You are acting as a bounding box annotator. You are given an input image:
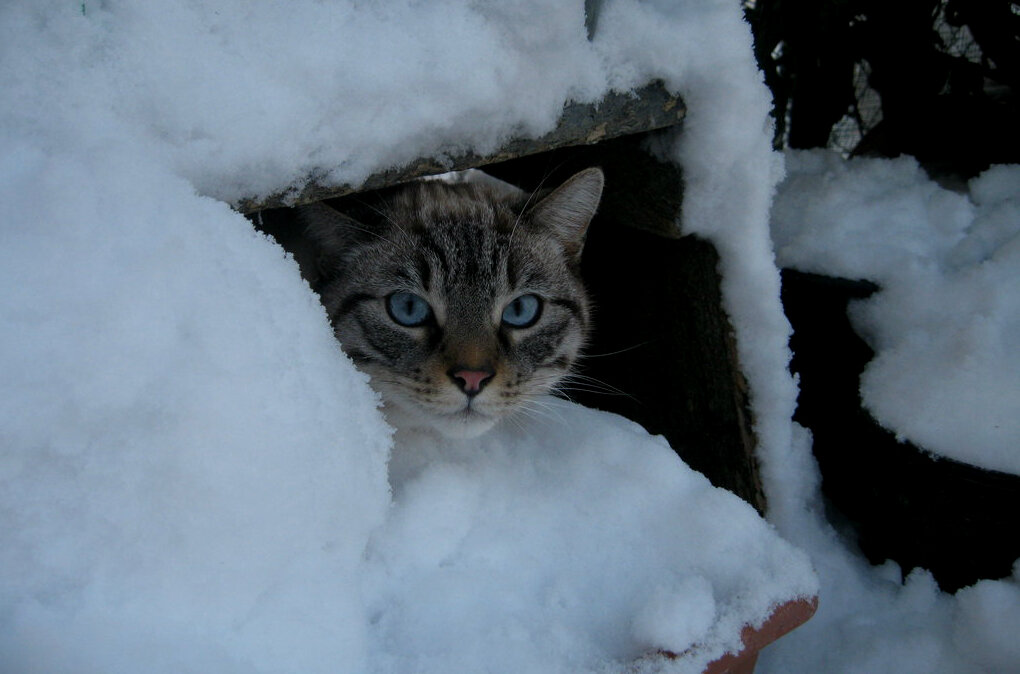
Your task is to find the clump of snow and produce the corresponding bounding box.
[0,143,392,672]
[3,1,613,205]
[765,548,1020,673]
[367,403,816,672]
[772,150,1020,475]
[952,564,1020,672]
[632,576,717,654]
[758,430,1020,674]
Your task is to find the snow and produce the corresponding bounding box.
[757,431,1020,674]
[772,151,1020,475]
[368,405,815,672]
[0,143,392,673]
[1,1,1017,673]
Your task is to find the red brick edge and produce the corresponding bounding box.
[658,596,819,674]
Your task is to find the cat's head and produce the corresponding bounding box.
[298,168,603,438]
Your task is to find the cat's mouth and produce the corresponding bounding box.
[422,405,498,439]
[377,384,502,439]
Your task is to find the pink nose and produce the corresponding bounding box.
[450,368,494,396]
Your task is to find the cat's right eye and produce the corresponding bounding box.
[501,294,542,328]
[386,291,432,327]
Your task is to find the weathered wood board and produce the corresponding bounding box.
[236,81,685,214]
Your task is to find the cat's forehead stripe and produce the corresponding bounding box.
[504,248,519,290]
[458,220,484,281]
[418,227,451,279]
[414,254,432,292]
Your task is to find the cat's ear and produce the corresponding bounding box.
[295,202,367,289]
[529,168,604,260]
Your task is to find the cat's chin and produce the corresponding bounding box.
[381,399,500,439]
[428,413,500,439]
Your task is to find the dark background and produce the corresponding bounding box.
[746,0,1019,180]
[745,0,1019,591]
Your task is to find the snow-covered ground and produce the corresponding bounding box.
[1,1,1017,673]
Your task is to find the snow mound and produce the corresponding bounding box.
[0,143,391,673]
[369,402,817,673]
[772,151,1020,475]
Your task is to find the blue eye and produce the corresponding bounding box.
[501,294,542,328]
[387,292,432,327]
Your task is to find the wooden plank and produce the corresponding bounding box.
[235,81,685,213]
[577,222,765,513]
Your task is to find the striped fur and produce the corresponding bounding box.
[295,168,603,438]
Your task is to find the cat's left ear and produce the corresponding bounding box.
[529,167,604,260]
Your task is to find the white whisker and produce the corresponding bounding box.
[516,395,568,426]
[344,221,400,247]
[508,168,557,246]
[554,373,638,403]
[577,340,654,359]
[350,197,414,247]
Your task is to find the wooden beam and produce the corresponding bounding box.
[235,81,685,213]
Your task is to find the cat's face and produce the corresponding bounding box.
[299,168,603,438]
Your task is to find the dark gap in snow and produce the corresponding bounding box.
[782,268,1020,592]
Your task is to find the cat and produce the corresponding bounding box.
[291,167,603,438]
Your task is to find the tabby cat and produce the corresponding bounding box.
[292,168,603,438]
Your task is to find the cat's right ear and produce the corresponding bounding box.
[295,202,367,289]
[528,167,604,260]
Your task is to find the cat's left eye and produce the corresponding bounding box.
[387,291,432,327]
[501,294,542,328]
